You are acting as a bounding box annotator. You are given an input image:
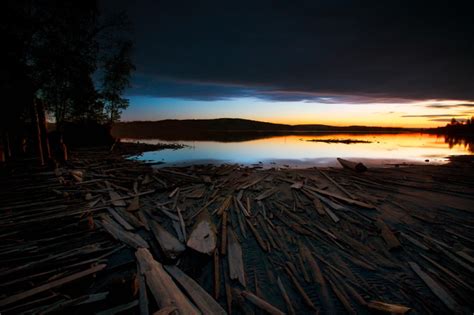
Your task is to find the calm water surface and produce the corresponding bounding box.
[125,133,473,168]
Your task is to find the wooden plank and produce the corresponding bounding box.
[101,215,149,249]
[164,265,227,315]
[304,185,375,209]
[277,277,296,315]
[367,301,411,314]
[0,264,107,308]
[135,248,200,315]
[240,290,285,315]
[176,206,187,241]
[375,219,400,250]
[227,229,246,287]
[186,210,217,255]
[214,249,220,300]
[138,263,149,315]
[221,210,228,255]
[254,188,278,201]
[108,207,134,231]
[318,169,356,199]
[149,220,185,259]
[408,262,461,313]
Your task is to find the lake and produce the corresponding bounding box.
[124,133,473,168]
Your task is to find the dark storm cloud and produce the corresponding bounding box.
[402,114,463,118]
[430,118,467,122]
[103,0,474,102]
[425,103,474,109]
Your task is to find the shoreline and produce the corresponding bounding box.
[0,145,473,314]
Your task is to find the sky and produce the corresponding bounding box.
[102,0,474,127]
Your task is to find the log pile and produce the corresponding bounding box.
[0,146,473,314]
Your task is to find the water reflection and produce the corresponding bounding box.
[444,134,474,153]
[125,133,473,167]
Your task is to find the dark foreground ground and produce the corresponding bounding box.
[0,145,473,314]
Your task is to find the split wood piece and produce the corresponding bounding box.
[221,210,228,255]
[101,215,149,249]
[96,300,139,315]
[187,210,217,255]
[323,204,340,223]
[257,216,277,249]
[304,185,375,209]
[367,301,411,314]
[240,290,285,315]
[116,207,146,229]
[135,248,201,315]
[336,275,367,306]
[164,265,227,315]
[173,221,185,242]
[318,169,356,199]
[313,198,326,215]
[156,205,180,221]
[149,220,185,260]
[455,250,474,264]
[214,196,232,216]
[399,232,429,251]
[153,306,177,314]
[137,263,149,315]
[277,277,296,315]
[186,186,206,199]
[107,207,134,231]
[245,217,268,252]
[408,262,462,313]
[284,266,317,311]
[127,196,140,212]
[235,197,250,217]
[254,187,278,201]
[375,219,400,250]
[176,206,187,241]
[0,264,107,308]
[419,253,474,291]
[189,195,219,220]
[223,259,233,315]
[290,181,304,189]
[138,210,150,231]
[169,187,180,198]
[109,190,126,207]
[315,193,347,211]
[239,175,267,190]
[158,168,201,181]
[326,275,356,315]
[300,245,334,313]
[227,229,246,287]
[233,197,248,239]
[214,249,220,300]
[337,158,368,172]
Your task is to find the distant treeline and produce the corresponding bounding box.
[429,117,474,136]
[111,118,415,141]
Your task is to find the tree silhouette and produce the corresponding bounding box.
[102,40,135,123]
[1,0,134,162]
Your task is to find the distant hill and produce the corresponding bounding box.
[112,118,415,141]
